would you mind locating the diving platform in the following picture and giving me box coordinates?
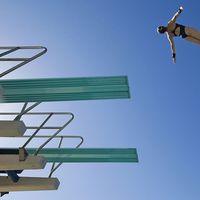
[0,155,46,171]
[0,176,59,192]
[0,45,137,197]
[0,121,26,137]
[0,76,130,103]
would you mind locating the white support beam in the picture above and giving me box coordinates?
[0,121,26,137]
[0,176,60,192]
[0,155,46,170]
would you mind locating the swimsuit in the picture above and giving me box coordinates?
[172,23,188,38]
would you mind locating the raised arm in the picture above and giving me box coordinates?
[170,6,183,23]
[167,33,176,63]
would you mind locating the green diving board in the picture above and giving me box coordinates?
[27,148,138,163]
[0,76,130,103]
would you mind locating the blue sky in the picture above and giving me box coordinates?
[0,1,200,199]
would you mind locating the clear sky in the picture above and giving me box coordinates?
[0,0,200,200]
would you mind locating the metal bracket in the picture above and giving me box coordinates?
[6,171,20,183]
[0,192,9,197]
[18,147,28,162]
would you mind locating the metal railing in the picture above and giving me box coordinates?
[0,46,47,78]
[0,103,84,177]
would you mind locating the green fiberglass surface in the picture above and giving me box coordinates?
[27,148,138,163]
[0,76,130,103]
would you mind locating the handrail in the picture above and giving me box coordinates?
[0,46,47,78]
[0,110,82,177]
[22,113,53,148]
[34,112,74,155]
[14,102,41,120]
[0,111,76,153]
[48,135,83,177]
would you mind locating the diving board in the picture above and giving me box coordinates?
[0,121,26,137]
[0,176,59,192]
[0,76,130,103]
[0,155,46,170]
[27,148,138,163]
[0,86,3,97]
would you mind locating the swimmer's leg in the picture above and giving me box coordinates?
[185,27,200,41]
[185,36,200,45]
